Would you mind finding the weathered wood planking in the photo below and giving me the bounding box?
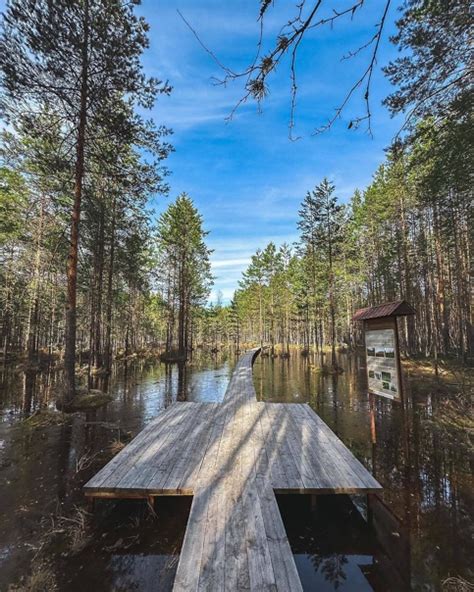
[84,348,381,591]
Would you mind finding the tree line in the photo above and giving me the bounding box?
[205,0,473,364]
[0,1,215,400]
[0,0,471,400]
[219,121,471,362]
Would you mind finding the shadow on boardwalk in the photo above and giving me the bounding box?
[84,348,381,591]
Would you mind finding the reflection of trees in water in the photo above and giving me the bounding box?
[331,373,339,436]
[309,553,348,589]
[255,352,472,586]
[21,369,56,415]
[177,362,187,401]
[164,363,173,407]
[365,371,472,585]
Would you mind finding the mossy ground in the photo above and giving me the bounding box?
[21,409,68,428]
[61,390,113,412]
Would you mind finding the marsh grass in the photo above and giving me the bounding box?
[8,562,57,592]
[442,576,474,591]
[21,409,68,428]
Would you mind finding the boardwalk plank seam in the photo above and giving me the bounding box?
[84,348,382,591]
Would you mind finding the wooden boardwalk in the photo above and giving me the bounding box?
[84,349,381,591]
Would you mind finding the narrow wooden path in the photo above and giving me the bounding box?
[84,349,381,591]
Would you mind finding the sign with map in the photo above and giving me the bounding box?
[365,327,400,400]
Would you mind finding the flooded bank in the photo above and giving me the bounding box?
[1,350,472,591]
[0,352,236,592]
[254,352,473,591]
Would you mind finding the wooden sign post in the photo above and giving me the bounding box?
[353,300,415,403]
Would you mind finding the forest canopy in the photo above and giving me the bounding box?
[0,0,471,395]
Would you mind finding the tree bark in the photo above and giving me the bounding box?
[64,0,89,400]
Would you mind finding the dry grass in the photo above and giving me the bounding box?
[405,359,473,450]
[426,400,474,456]
[163,542,181,572]
[21,409,67,428]
[63,390,113,411]
[108,438,126,455]
[75,450,100,473]
[404,358,474,395]
[8,563,56,592]
[442,576,474,591]
[44,506,91,555]
[7,507,92,590]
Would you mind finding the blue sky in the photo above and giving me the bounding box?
[139,1,404,302]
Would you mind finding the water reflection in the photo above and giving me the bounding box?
[1,350,472,591]
[53,498,192,592]
[254,353,474,590]
[0,351,235,591]
[278,495,378,591]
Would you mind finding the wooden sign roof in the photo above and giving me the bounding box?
[352,300,415,321]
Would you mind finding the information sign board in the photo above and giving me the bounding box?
[365,323,401,401]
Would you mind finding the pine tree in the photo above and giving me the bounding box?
[156,194,213,361]
[240,249,266,348]
[383,0,472,122]
[298,178,345,368]
[0,0,171,399]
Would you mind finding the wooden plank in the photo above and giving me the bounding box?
[234,398,276,592]
[255,477,303,592]
[84,402,187,492]
[264,404,305,490]
[299,403,381,492]
[258,402,286,486]
[173,488,210,592]
[85,347,382,592]
[245,403,302,592]
[197,397,238,591]
[244,479,278,592]
[281,403,336,491]
[113,402,200,494]
[161,403,218,493]
[224,415,248,591]
[175,385,239,590]
[141,403,207,493]
[279,405,326,490]
[84,403,178,490]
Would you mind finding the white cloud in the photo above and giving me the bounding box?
[140,0,404,304]
[211,258,251,269]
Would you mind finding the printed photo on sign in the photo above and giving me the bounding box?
[365,328,400,400]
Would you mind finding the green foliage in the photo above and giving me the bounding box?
[230,140,472,357]
[384,0,472,122]
[155,194,213,356]
[0,167,28,244]
[0,1,172,369]
[156,194,213,306]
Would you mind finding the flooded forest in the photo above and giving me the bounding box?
[0,1,472,591]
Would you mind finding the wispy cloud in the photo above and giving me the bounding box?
[140,0,403,303]
[211,258,251,269]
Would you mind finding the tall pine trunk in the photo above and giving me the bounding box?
[64,0,89,400]
[177,252,187,361]
[92,202,105,370]
[26,195,44,360]
[104,197,116,375]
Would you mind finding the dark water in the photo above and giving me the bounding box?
[254,353,474,591]
[0,353,235,592]
[0,351,472,591]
